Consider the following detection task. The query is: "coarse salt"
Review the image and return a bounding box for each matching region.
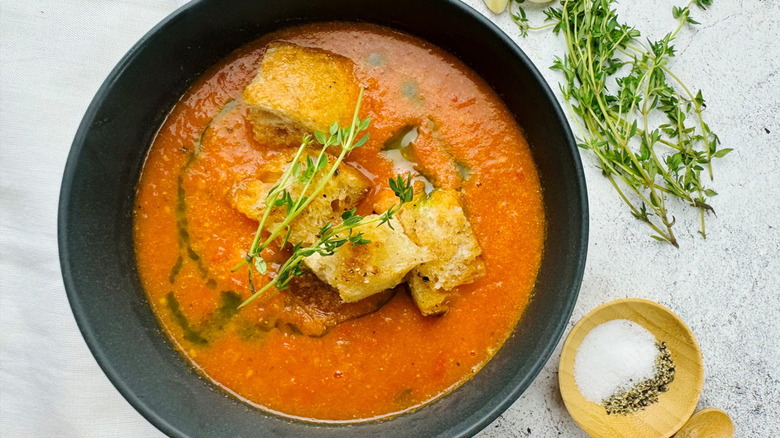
[574,319,658,404]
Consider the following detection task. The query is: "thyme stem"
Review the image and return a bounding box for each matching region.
[511,0,727,246]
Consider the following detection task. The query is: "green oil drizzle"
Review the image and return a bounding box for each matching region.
[166,292,208,345]
[165,290,242,346]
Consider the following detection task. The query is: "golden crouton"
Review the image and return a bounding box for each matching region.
[243,42,360,148]
[398,190,485,315]
[231,150,370,246]
[406,271,450,316]
[246,110,309,149]
[304,216,433,303]
[274,274,396,337]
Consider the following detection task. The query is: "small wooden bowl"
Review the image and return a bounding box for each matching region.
[559,299,703,438]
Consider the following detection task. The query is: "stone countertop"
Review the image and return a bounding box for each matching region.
[1,0,777,436]
[462,0,780,436]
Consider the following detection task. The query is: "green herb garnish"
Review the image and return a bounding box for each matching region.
[234,88,414,308]
[512,0,728,246]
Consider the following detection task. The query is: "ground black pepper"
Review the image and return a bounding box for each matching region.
[603,342,676,415]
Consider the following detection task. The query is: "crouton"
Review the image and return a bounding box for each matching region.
[231,150,370,246]
[243,42,361,148]
[274,274,396,337]
[407,271,450,316]
[398,189,485,315]
[304,216,433,303]
[246,110,309,149]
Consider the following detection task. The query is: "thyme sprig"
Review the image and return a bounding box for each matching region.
[234,89,415,308]
[512,0,729,246]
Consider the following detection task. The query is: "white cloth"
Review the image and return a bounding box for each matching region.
[1,2,184,436]
[1,1,779,437]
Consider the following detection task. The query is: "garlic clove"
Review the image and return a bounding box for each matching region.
[483,0,509,14]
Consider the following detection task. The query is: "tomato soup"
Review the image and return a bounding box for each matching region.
[134,22,545,421]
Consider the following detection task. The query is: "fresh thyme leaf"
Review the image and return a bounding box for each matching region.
[358,117,371,132]
[292,161,302,179]
[378,174,414,231]
[314,130,327,145]
[713,148,732,159]
[350,232,371,246]
[389,174,414,203]
[354,133,370,149]
[316,153,328,172]
[254,257,267,275]
[510,0,727,246]
[281,225,292,250]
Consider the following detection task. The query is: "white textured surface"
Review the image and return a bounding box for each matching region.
[1,0,778,436]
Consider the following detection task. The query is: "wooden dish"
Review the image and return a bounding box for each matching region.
[559,299,704,438]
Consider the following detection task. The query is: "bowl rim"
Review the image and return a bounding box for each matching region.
[58,0,589,436]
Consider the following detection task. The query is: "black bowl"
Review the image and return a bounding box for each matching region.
[58,0,588,436]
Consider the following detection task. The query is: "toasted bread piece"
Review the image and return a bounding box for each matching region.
[304,216,433,303]
[398,189,485,315]
[231,150,370,246]
[407,271,450,316]
[246,109,310,149]
[275,274,396,337]
[243,42,360,148]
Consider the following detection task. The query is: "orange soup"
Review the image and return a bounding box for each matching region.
[134,22,545,421]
